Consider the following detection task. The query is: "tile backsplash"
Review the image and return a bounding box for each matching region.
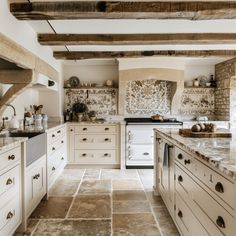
[64,88,117,116]
[179,87,215,116]
[125,79,172,115]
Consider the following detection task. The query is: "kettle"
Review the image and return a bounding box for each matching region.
[9,115,19,129]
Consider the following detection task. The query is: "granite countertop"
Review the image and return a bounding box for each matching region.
[154,128,236,179]
[68,120,125,125]
[0,137,27,153]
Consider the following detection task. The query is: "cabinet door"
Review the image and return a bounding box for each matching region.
[26,156,46,216]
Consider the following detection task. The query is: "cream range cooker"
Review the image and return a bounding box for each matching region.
[125,118,183,168]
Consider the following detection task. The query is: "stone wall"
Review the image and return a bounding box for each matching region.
[215,58,236,121]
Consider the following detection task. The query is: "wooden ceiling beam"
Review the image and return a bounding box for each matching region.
[53,50,236,60]
[38,33,236,45]
[10,1,236,20]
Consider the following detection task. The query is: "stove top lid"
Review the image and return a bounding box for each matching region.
[124,118,182,124]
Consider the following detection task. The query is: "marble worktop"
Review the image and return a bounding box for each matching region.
[0,137,27,153]
[155,128,236,180]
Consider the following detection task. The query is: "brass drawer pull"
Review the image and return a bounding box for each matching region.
[82,138,87,141]
[215,182,224,193]
[143,152,149,156]
[8,155,15,160]
[104,153,109,156]
[82,153,87,157]
[178,175,183,182]
[216,216,225,228]
[104,138,109,141]
[177,210,183,218]
[6,178,13,185]
[184,159,191,165]
[105,127,109,131]
[57,130,61,134]
[6,211,14,220]
[177,154,183,160]
[83,128,88,131]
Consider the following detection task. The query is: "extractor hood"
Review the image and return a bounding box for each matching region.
[33,72,58,91]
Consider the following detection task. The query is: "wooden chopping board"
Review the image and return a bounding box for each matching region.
[179,129,232,138]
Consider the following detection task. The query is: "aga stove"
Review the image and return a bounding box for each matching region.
[125,118,182,168]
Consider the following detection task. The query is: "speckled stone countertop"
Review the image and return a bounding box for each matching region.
[68,120,125,125]
[155,128,236,180]
[0,137,27,153]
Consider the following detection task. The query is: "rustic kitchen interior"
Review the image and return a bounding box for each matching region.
[1,1,236,235]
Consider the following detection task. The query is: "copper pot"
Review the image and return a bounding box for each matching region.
[151,114,164,121]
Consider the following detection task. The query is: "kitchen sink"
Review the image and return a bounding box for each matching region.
[0,131,46,166]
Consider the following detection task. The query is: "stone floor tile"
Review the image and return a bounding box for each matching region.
[49,178,80,196]
[113,213,161,236]
[112,179,143,190]
[78,180,111,194]
[145,191,165,207]
[60,168,85,180]
[30,197,73,219]
[113,190,147,201]
[68,194,111,218]
[113,201,151,213]
[138,169,154,190]
[83,169,100,180]
[14,219,39,236]
[152,206,180,236]
[101,169,138,180]
[33,219,111,236]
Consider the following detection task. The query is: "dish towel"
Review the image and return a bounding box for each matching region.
[163,143,169,167]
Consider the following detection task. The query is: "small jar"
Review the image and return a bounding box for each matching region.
[193,79,199,87]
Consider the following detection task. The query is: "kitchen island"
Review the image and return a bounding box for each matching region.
[154,128,236,236]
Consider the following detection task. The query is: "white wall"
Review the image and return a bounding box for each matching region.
[2,88,39,121]
[0,0,63,121]
[63,60,118,86]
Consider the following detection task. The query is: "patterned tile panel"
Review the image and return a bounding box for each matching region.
[125,80,172,115]
[179,87,215,116]
[64,88,117,115]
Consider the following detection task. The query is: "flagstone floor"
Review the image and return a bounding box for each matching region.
[15,168,179,236]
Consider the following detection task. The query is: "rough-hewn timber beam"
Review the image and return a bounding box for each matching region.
[10,1,236,20]
[53,50,236,60]
[0,69,33,84]
[38,33,236,46]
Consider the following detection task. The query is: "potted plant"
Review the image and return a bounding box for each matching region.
[88,110,96,122]
[73,102,88,121]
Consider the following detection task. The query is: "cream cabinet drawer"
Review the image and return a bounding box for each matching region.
[175,147,195,173]
[75,125,117,133]
[192,160,235,210]
[0,147,20,172]
[0,196,21,233]
[0,165,20,198]
[47,125,66,144]
[75,150,118,164]
[48,136,66,156]
[75,134,116,149]
[175,193,208,236]
[193,176,235,236]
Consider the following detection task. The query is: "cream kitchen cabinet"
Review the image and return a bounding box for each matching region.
[25,155,46,217]
[68,123,120,166]
[0,145,22,236]
[46,124,67,189]
[154,130,236,236]
[154,132,175,217]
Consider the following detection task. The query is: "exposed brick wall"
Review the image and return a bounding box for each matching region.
[215,58,236,121]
